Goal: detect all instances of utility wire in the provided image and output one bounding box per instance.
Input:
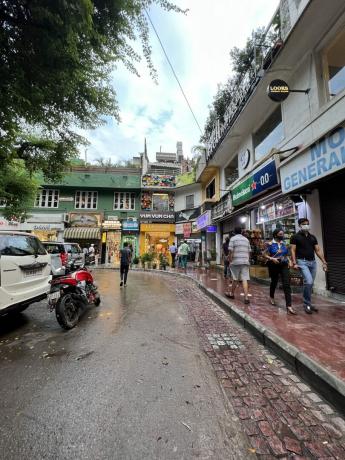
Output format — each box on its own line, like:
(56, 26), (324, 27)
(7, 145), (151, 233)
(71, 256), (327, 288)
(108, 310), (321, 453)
(145, 9), (203, 134)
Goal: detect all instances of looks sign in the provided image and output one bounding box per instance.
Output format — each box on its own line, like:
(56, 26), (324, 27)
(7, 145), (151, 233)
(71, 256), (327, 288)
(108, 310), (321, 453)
(281, 125), (345, 193)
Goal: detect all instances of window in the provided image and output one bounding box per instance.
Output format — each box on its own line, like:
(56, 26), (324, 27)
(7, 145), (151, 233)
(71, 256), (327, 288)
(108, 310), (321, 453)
(206, 179), (215, 199)
(152, 193), (169, 211)
(185, 194), (194, 209)
(254, 108), (283, 160)
(0, 234), (46, 256)
(75, 191), (98, 209)
(114, 192), (136, 210)
(35, 189), (59, 208)
(324, 28), (345, 97)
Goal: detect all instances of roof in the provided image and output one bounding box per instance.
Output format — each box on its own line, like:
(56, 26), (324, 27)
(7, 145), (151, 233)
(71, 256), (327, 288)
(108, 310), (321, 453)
(41, 171), (141, 189)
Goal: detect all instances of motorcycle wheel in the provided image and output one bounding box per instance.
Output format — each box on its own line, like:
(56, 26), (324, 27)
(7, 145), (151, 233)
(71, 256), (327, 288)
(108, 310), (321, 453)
(55, 294), (79, 330)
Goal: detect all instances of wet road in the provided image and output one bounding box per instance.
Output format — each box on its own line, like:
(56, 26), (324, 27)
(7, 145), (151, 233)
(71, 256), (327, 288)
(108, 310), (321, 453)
(0, 270), (249, 460)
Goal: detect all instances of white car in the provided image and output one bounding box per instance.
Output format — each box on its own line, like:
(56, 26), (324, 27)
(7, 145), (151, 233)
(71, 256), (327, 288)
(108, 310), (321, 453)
(0, 231), (52, 315)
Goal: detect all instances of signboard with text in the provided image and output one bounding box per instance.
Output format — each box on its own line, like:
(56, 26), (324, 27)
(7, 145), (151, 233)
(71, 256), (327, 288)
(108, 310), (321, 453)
(231, 158), (279, 206)
(281, 124), (345, 193)
(139, 211), (175, 223)
(195, 211), (211, 231)
(122, 220), (139, 231)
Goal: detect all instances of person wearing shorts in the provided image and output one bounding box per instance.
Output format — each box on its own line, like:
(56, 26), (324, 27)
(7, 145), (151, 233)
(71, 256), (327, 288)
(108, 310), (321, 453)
(226, 227), (251, 304)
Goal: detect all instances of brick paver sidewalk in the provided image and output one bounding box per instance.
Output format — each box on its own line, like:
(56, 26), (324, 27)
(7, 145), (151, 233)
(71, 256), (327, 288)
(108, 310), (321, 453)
(170, 276), (345, 459)
(178, 266), (345, 384)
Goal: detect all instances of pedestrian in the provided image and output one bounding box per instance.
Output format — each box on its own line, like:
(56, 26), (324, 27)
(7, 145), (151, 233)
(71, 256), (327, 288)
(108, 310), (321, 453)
(222, 237), (230, 278)
(264, 229), (296, 315)
(225, 227), (251, 304)
(83, 246), (89, 256)
(178, 240), (189, 273)
(88, 243), (95, 255)
(128, 243), (134, 267)
(169, 242), (177, 268)
(290, 218), (328, 314)
(119, 241), (132, 287)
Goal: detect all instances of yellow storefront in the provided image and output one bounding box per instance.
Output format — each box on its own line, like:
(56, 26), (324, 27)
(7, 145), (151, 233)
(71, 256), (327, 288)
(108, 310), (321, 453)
(139, 223), (175, 256)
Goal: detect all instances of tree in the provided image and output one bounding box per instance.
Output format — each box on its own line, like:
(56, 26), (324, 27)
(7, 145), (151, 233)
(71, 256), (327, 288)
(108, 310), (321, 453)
(0, 0), (185, 217)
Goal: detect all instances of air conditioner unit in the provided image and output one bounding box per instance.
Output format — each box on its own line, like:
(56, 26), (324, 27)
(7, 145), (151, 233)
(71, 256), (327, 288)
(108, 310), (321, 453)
(63, 213), (70, 223)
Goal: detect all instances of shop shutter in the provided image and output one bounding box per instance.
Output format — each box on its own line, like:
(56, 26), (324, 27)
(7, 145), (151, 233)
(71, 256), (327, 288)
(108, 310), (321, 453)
(319, 175), (345, 294)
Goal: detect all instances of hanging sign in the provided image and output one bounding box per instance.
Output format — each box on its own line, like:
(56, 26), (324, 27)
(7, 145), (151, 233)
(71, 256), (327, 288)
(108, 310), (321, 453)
(267, 79), (290, 102)
(231, 158), (279, 206)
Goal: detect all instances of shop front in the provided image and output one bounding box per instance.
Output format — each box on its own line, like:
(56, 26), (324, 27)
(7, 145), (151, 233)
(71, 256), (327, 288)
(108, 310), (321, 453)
(280, 122), (345, 295)
(0, 214), (65, 241)
(195, 211), (217, 264)
(121, 219), (139, 258)
(139, 211), (175, 259)
(101, 218), (122, 266)
(64, 212), (102, 254)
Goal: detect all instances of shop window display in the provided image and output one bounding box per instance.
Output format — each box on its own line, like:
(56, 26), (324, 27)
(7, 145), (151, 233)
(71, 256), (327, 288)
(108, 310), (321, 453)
(142, 174), (176, 188)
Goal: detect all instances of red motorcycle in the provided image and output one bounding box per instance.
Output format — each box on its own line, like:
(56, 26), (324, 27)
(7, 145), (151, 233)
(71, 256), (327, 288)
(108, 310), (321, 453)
(48, 266), (101, 329)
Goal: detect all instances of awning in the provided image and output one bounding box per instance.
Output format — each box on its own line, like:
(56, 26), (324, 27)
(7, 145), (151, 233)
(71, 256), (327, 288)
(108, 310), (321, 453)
(64, 227), (101, 240)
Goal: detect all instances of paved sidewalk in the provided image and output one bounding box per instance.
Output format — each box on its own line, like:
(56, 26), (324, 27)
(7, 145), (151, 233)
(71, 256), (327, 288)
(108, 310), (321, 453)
(173, 266), (345, 385)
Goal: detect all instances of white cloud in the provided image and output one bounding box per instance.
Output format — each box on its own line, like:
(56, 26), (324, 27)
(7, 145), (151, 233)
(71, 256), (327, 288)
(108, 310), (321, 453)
(81, 0), (279, 163)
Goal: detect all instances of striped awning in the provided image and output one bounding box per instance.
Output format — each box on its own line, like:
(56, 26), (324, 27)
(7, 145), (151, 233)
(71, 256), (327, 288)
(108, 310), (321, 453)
(64, 227), (101, 240)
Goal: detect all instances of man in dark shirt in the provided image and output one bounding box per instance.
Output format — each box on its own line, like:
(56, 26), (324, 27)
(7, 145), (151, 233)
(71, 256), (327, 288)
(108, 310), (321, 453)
(290, 218), (327, 314)
(120, 242), (131, 287)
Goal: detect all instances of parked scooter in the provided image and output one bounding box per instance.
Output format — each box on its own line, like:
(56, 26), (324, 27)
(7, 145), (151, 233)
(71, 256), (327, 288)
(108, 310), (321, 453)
(48, 266), (100, 329)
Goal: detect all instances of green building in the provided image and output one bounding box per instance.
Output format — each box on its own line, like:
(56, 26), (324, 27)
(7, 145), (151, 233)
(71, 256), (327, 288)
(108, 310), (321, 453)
(28, 166), (141, 264)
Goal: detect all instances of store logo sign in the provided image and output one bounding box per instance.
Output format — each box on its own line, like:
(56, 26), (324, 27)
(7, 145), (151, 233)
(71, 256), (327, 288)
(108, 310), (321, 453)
(231, 159), (278, 206)
(281, 125), (345, 193)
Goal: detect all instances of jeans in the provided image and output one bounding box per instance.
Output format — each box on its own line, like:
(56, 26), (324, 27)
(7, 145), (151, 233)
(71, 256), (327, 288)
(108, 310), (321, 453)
(297, 259), (317, 305)
(180, 255), (188, 269)
(171, 253), (176, 268)
(120, 263), (129, 284)
(268, 262), (291, 307)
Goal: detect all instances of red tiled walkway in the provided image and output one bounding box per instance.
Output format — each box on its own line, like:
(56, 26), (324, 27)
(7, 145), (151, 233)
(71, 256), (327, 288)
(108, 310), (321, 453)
(178, 266), (345, 383)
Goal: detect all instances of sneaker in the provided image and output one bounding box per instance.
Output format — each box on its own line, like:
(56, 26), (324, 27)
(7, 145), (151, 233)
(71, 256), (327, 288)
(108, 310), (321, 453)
(120, 281), (123, 287)
(311, 305), (319, 312)
(304, 304), (312, 314)
(124, 283), (127, 287)
(244, 299), (250, 305)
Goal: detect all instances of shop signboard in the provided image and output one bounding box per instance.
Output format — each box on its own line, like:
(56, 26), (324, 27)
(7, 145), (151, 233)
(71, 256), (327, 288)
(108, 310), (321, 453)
(206, 225), (217, 233)
(139, 211), (175, 222)
(140, 223), (175, 233)
(122, 220), (139, 231)
(59, 196), (74, 202)
(103, 220), (121, 230)
(191, 222), (199, 234)
(231, 158), (279, 206)
(175, 223), (184, 234)
(69, 213), (101, 227)
(281, 124), (345, 193)
(175, 207), (201, 223)
(183, 222), (191, 238)
(196, 211), (211, 231)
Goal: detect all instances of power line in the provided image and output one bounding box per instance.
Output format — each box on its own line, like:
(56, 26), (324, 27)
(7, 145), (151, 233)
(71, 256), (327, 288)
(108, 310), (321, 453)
(145, 9), (203, 134)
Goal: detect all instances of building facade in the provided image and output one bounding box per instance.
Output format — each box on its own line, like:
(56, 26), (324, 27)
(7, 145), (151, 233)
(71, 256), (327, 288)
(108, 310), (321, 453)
(198, 0), (345, 295)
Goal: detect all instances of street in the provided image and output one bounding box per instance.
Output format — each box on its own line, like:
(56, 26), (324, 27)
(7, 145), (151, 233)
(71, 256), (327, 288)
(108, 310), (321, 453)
(0, 270), (249, 460)
(1, 270), (345, 459)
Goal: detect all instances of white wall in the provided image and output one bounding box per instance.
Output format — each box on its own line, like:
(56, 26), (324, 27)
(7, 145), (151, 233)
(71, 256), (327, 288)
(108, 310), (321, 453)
(174, 184), (202, 211)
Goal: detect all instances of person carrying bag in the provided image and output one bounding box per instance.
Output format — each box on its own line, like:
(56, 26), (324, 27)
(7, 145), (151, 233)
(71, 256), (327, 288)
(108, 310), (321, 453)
(264, 229), (296, 315)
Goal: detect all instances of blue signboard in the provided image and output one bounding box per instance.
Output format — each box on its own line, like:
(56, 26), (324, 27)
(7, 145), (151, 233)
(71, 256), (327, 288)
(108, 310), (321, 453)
(122, 220), (139, 231)
(206, 225), (217, 233)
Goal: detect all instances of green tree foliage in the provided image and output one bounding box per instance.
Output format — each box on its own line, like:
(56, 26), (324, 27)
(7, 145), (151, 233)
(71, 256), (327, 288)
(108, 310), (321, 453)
(0, 0), (185, 217)
(201, 27), (267, 143)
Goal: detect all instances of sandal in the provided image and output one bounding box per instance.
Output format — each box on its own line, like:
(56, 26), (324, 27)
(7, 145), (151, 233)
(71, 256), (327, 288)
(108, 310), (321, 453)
(287, 306), (297, 315)
(225, 293), (235, 299)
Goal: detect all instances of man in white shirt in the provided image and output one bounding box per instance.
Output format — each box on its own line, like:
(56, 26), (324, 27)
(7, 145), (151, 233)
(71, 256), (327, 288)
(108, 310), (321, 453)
(226, 227), (251, 304)
(169, 242), (177, 268)
(88, 244), (95, 255)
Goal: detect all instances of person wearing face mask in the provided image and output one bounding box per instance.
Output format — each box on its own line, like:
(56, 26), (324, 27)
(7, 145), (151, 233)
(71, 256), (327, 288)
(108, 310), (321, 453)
(264, 228), (296, 315)
(290, 218), (328, 314)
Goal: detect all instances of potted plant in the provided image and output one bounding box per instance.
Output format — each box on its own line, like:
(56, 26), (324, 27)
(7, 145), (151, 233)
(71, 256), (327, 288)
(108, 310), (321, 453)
(140, 253), (150, 270)
(132, 256), (139, 268)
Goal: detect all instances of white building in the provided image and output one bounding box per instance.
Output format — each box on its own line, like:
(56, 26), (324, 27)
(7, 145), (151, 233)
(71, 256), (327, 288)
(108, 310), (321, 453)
(198, 0), (345, 296)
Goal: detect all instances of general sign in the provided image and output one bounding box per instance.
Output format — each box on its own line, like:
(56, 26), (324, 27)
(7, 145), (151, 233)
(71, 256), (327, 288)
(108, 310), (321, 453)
(122, 220), (139, 231)
(281, 124), (345, 193)
(267, 79), (290, 102)
(231, 158), (279, 206)
(139, 211), (175, 223)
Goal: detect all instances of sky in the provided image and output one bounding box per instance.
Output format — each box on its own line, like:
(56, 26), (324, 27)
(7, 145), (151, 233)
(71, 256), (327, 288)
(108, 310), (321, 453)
(81, 0), (279, 164)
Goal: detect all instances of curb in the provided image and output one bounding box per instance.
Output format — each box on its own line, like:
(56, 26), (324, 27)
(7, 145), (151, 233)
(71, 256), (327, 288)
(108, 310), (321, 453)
(94, 266), (345, 414)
